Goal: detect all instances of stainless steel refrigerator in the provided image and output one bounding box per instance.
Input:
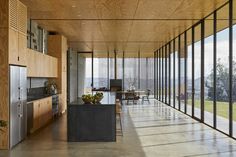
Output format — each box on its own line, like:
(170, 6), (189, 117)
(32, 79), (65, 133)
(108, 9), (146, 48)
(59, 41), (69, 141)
(10, 65), (27, 148)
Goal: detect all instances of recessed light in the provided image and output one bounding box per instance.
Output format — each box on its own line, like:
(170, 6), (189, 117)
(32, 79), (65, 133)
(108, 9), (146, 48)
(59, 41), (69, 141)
(77, 14), (81, 17)
(72, 5), (76, 8)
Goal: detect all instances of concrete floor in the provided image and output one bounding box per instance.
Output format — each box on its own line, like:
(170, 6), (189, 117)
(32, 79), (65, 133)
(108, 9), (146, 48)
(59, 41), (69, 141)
(1, 100), (236, 157)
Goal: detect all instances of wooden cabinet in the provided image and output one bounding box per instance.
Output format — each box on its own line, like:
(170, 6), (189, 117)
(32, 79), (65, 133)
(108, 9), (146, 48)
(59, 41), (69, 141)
(27, 49), (58, 78)
(31, 97), (52, 133)
(7, 0), (27, 66)
(48, 35), (68, 114)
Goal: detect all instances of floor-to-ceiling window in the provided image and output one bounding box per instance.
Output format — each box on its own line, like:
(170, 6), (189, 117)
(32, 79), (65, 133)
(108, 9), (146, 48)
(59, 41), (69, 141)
(147, 57), (154, 97)
(193, 23), (202, 119)
(162, 47), (165, 102)
(180, 34), (185, 112)
(77, 53), (92, 95)
(166, 45), (169, 104)
(170, 42), (175, 107)
(140, 56), (147, 91)
(204, 15), (214, 126)
(158, 50), (161, 100)
(117, 52), (123, 81)
(175, 38), (179, 109)
(124, 53), (139, 90)
(109, 51), (115, 81)
(160, 49), (163, 101)
(216, 4), (229, 134)
(187, 29), (193, 116)
(153, 0), (236, 139)
(93, 52), (108, 89)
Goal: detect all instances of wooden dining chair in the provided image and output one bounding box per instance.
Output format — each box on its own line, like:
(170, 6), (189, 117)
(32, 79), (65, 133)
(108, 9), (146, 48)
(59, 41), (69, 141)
(116, 99), (123, 136)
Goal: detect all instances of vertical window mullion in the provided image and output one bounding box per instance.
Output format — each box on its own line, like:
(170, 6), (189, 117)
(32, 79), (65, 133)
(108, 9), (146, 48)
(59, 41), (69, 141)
(178, 35), (181, 110)
(213, 11), (217, 128)
(201, 20), (205, 122)
(165, 45), (168, 104)
(229, 0), (233, 136)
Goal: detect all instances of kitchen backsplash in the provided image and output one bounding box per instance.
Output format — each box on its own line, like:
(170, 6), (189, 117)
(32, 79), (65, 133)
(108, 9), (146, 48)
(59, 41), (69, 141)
(27, 78), (48, 89)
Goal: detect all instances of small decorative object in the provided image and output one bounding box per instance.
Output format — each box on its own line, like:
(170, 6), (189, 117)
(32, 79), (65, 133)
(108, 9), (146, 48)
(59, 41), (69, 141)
(0, 120), (7, 132)
(82, 92), (103, 104)
(45, 81), (58, 94)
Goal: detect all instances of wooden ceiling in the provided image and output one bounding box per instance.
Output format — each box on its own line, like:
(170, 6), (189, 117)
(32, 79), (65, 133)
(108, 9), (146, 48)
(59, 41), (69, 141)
(20, 0), (228, 56)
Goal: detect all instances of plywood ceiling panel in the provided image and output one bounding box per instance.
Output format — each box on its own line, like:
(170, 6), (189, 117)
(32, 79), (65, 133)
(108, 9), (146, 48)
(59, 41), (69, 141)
(20, 0), (228, 57)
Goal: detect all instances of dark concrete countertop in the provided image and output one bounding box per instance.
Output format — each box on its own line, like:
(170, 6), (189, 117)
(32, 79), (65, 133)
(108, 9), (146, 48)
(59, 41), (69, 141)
(69, 92), (116, 106)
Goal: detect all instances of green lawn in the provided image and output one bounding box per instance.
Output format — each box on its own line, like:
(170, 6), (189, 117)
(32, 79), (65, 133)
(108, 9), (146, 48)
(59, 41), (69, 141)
(187, 99), (236, 121)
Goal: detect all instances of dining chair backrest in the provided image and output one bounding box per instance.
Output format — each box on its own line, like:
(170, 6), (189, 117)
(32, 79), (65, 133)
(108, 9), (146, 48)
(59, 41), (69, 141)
(146, 89), (150, 96)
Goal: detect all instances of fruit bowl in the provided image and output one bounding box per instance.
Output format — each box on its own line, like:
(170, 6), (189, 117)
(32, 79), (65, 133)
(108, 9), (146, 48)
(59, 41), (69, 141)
(81, 92), (103, 104)
(81, 94), (93, 104)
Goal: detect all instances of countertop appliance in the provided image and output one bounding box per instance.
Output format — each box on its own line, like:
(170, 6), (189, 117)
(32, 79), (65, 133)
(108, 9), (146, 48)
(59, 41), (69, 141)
(10, 65), (27, 148)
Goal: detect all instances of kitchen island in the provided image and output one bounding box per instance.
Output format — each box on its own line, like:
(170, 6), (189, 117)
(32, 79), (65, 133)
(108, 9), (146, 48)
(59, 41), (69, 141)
(67, 92), (116, 142)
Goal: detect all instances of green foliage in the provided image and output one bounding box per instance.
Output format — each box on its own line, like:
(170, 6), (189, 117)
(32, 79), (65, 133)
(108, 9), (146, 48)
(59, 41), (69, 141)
(206, 58), (236, 102)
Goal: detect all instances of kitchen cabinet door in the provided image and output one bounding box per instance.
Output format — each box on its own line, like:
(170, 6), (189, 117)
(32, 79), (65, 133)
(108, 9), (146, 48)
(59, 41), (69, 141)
(18, 33), (26, 66)
(32, 100), (40, 132)
(9, 28), (18, 65)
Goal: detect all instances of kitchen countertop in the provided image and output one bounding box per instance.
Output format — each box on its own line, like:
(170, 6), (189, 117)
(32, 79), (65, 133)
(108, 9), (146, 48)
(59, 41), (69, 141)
(27, 93), (59, 103)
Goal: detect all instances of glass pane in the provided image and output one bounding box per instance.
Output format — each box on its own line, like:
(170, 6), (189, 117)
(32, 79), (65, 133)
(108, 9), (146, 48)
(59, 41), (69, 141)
(216, 4), (229, 133)
(180, 34), (185, 112)
(140, 57), (147, 91)
(77, 54), (92, 95)
(170, 42), (175, 107)
(109, 51), (115, 80)
(117, 52), (123, 80)
(148, 57), (154, 97)
(166, 45), (170, 104)
(124, 54), (139, 90)
(93, 52), (108, 90)
(175, 38), (179, 109)
(187, 29), (193, 116)
(204, 15), (214, 126)
(194, 24), (201, 119)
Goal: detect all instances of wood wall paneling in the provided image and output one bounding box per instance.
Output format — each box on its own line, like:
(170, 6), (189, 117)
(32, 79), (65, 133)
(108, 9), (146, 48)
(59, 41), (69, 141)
(8, 28), (18, 64)
(0, 28), (9, 149)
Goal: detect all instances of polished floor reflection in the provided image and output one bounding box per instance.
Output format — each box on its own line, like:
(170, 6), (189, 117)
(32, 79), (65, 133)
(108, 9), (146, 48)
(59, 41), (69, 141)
(1, 100), (236, 157)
